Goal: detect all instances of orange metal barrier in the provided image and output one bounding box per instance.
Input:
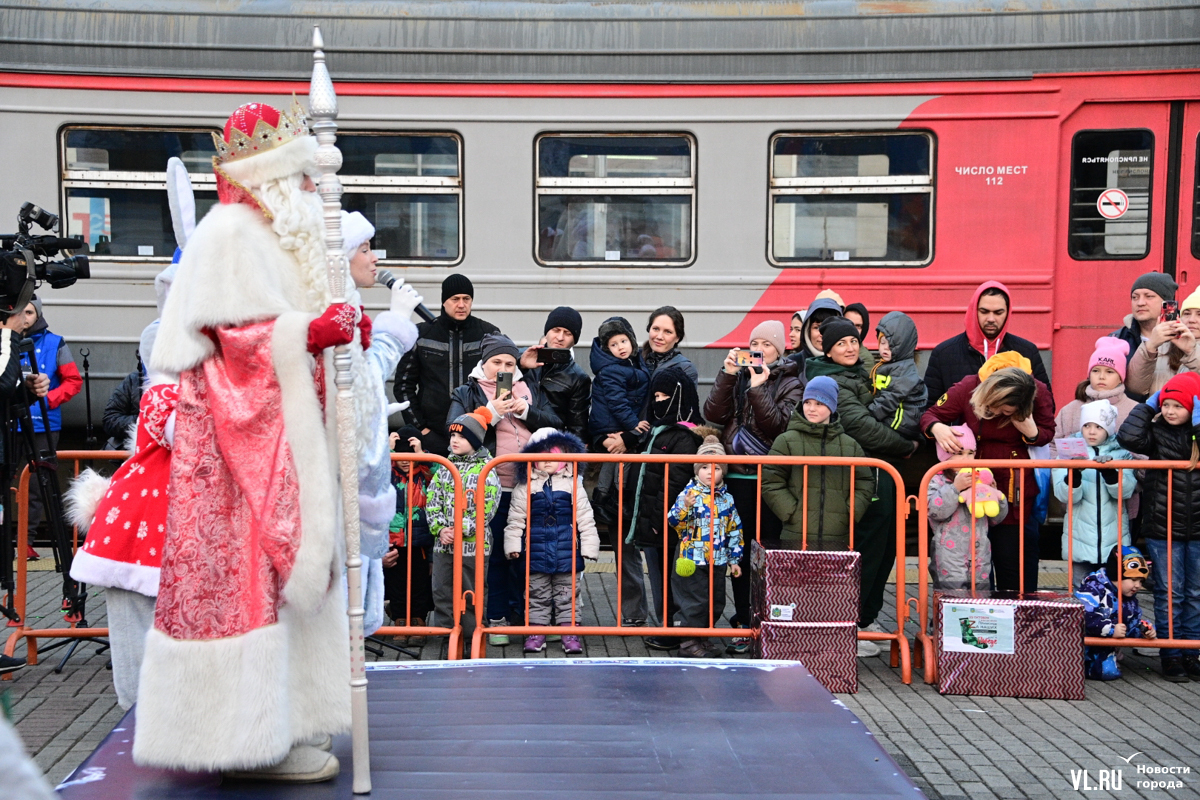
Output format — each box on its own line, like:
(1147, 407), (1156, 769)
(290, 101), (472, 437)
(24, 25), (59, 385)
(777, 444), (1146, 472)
(4, 451), (126, 678)
(913, 458), (1200, 685)
(468, 452), (913, 683)
(372, 453), (467, 658)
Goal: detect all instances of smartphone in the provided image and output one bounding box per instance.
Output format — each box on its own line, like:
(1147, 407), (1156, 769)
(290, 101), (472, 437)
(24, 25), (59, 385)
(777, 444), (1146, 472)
(495, 371), (513, 397)
(1162, 300), (1180, 323)
(536, 347), (571, 365)
(734, 350), (764, 368)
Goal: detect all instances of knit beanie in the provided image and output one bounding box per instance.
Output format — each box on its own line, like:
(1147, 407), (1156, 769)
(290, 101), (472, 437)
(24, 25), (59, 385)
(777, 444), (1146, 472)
(598, 316), (638, 350)
(818, 316), (861, 355)
(1079, 399), (1118, 438)
(1087, 336), (1129, 382)
(544, 306), (583, 345)
(749, 319), (787, 362)
(1159, 371), (1200, 415)
(694, 434), (727, 478)
(480, 332), (519, 365)
(392, 424), (423, 453)
(1105, 545), (1149, 582)
(340, 211), (375, 256)
(936, 425), (977, 462)
(802, 375), (839, 415)
(1182, 287), (1200, 313)
(441, 273), (474, 303)
(1131, 271), (1177, 303)
(448, 406), (492, 450)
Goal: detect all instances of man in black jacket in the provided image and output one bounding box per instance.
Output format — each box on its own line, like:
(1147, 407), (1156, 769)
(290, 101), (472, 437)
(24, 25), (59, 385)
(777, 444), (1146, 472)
(923, 280), (1052, 407)
(1109, 271), (1177, 401)
(518, 306), (591, 441)
(394, 274), (499, 455)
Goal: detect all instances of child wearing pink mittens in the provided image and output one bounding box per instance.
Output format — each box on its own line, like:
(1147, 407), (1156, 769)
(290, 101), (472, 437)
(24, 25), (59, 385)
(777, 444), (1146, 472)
(926, 425), (1008, 590)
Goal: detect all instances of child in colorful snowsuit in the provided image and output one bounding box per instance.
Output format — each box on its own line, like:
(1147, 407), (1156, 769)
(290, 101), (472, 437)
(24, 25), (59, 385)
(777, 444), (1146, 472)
(927, 425), (1008, 590)
(504, 428), (600, 655)
(867, 311), (928, 439)
(667, 435), (744, 658)
(384, 425), (435, 634)
(1052, 400), (1137, 587)
(1075, 546), (1157, 680)
(426, 407), (501, 650)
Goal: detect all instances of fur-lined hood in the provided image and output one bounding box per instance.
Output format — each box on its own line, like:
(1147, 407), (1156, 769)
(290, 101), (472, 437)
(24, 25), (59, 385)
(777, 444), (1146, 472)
(516, 428), (586, 482)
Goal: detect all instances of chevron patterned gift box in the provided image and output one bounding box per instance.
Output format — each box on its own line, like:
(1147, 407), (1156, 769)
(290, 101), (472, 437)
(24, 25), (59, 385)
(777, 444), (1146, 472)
(756, 620), (858, 693)
(934, 591), (1085, 700)
(750, 540), (860, 625)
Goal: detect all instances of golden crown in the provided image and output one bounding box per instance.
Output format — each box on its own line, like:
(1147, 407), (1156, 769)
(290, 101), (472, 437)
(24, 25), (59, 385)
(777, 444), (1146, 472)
(212, 99), (310, 165)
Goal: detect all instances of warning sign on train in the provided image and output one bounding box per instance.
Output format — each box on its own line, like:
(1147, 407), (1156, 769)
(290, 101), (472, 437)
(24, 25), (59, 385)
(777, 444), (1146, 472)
(1097, 189), (1129, 219)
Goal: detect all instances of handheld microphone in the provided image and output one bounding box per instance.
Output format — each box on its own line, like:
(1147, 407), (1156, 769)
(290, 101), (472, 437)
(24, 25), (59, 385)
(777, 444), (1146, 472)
(375, 270), (436, 323)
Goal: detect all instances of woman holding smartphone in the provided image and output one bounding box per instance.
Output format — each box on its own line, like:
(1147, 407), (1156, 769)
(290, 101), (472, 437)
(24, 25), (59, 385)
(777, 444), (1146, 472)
(1126, 290), (1200, 398)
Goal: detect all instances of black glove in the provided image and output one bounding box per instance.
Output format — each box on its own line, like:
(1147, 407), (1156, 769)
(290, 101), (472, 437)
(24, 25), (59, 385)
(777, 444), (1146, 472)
(1069, 469), (1084, 488)
(1100, 468), (1120, 485)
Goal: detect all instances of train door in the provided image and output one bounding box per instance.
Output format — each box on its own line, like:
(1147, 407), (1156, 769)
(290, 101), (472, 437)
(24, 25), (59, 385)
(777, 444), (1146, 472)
(1052, 101), (1187, 401)
(1172, 102), (1200, 299)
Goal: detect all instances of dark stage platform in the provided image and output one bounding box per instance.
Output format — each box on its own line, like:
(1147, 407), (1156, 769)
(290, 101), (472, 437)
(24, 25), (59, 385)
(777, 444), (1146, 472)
(56, 659), (922, 799)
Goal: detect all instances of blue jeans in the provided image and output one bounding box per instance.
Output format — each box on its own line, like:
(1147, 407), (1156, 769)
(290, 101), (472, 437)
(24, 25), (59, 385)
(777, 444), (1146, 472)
(1143, 538), (1200, 659)
(486, 492), (527, 623)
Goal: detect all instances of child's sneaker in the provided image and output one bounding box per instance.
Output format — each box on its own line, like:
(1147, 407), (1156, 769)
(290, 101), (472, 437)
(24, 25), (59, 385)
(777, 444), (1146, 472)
(677, 639), (706, 658)
(523, 634), (547, 653)
(562, 633), (584, 655)
(701, 639), (724, 658)
(725, 637), (751, 655)
(487, 619), (510, 647)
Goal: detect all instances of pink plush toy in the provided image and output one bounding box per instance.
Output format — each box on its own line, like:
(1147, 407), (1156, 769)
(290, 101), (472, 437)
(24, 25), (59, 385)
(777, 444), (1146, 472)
(956, 467), (1005, 518)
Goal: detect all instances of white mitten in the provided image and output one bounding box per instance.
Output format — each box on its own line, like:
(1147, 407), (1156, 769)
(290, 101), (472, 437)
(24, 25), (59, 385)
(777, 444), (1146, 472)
(390, 283), (423, 318)
(386, 401), (410, 418)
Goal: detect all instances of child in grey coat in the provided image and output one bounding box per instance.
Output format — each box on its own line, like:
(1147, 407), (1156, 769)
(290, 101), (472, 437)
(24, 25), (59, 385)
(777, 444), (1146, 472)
(868, 311), (928, 439)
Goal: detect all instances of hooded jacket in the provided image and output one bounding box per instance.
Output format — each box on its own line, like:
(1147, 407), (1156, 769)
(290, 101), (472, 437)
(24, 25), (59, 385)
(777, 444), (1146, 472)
(503, 430), (600, 573)
(703, 356), (802, 469)
(922, 281), (1050, 405)
(1052, 435), (1136, 565)
(786, 298), (842, 374)
(1116, 402), (1200, 541)
(762, 412), (875, 549)
(589, 337), (649, 443)
(868, 311), (928, 439)
(803, 356), (917, 460)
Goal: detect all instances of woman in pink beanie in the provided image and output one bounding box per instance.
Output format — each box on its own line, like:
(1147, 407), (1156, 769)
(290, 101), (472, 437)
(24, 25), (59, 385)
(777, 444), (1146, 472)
(1051, 337), (1140, 458)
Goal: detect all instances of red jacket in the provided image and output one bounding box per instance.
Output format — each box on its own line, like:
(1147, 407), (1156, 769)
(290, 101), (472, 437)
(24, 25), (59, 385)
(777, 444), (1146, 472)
(920, 374), (1055, 526)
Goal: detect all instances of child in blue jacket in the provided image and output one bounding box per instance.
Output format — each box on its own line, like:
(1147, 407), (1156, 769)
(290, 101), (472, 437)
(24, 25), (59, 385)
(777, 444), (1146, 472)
(1075, 546), (1157, 680)
(588, 316), (650, 453)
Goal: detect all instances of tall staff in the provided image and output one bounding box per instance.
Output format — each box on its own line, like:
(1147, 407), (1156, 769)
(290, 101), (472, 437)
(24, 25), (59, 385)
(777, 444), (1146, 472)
(309, 26), (372, 794)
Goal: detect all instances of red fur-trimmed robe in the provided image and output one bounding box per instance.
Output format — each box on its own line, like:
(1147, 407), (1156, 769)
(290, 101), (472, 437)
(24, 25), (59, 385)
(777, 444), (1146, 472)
(134, 200), (350, 772)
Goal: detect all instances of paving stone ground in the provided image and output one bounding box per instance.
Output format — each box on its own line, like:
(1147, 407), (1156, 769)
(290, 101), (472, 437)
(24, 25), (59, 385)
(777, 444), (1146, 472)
(5, 552), (1200, 798)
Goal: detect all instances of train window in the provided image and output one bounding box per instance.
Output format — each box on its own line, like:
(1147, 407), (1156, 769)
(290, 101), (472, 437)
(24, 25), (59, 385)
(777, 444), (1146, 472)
(336, 133), (462, 264)
(60, 127), (218, 259)
(768, 133), (933, 266)
(1069, 129), (1153, 260)
(535, 134), (695, 266)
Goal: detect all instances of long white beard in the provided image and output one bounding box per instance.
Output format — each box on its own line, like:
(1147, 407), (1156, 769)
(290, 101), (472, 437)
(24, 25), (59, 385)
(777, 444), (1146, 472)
(257, 176), (377, 443)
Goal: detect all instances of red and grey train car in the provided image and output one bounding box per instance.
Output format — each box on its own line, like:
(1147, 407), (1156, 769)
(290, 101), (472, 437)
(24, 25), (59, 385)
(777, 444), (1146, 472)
(1, 0), (1197, 424)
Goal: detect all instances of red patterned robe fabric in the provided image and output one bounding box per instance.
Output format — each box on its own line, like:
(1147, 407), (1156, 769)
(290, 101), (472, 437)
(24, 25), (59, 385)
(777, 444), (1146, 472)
(154, 321), (304, 640)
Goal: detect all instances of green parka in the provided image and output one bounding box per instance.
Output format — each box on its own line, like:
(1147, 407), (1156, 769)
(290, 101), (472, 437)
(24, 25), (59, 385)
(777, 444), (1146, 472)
(803, 356), (917, 461)
(762, 413), (876, 550)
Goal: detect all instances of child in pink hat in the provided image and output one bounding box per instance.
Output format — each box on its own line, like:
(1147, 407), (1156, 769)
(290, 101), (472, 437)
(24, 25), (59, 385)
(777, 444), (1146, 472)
(1051, 337), (1140, 458)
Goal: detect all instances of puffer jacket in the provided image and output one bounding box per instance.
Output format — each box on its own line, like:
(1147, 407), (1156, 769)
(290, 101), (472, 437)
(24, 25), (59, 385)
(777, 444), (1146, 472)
(1117, 402), (1200, 541)
(622, 423), (704, 549)
(703, 357), (802, 471)
(668, 478), (744, 567)
(393, 312), (500, 434)
(868, 311), (927, 439)
(103, 368), (143, 448)
(1052, 435), (1136, 565)
(919, 373), (1056, 526)
(525, 358), (591, 441)
(762, 412), (875, 549)
(803, 356), (917, 461)
(427, 446), (500, 557)
(642, 346), (698, 386)
(589, 338), (649, 443)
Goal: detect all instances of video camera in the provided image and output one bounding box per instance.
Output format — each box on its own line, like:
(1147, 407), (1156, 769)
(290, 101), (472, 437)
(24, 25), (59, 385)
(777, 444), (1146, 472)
(0, 202), (90, 316)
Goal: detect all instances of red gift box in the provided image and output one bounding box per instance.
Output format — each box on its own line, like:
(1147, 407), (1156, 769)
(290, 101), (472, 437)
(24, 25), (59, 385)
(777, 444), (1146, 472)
(750, 540), (860, 624)
(934, 591), (1085, 700)
(756, 621), (858, 693)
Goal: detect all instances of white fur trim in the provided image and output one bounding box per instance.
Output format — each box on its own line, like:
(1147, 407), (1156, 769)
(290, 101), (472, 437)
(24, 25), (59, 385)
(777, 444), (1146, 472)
(282, 590), (351, 744)
(64, 469), (111, 533)
(151, 203), (307, 375)
(271, 312), (341, 615)
(358, 486), (396, 534)
(220, 136), (318, 188)
(134, 624), (291, 770)
(68, 549), (159, 597)
(371, 311), (418, 353)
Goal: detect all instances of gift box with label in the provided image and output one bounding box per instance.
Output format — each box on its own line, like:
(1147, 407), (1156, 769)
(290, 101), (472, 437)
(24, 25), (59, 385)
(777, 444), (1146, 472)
(749, 540), (860, 625)
(756, 621), (858, 693)
(934, 591), (1085, 700)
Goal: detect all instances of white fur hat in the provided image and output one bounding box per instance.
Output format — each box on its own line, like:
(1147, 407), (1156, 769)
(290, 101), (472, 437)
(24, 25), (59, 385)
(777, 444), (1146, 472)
(340, 211), (375, 256)
(1080, 399), (1118, 437)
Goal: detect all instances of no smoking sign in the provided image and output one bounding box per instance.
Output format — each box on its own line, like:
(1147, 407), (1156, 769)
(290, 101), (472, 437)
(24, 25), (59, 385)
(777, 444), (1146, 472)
(1097, 188), (1129, 220)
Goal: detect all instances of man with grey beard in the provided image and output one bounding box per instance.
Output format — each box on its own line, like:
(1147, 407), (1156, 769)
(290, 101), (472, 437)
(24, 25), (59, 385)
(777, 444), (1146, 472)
(136, 101), (356, 783)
